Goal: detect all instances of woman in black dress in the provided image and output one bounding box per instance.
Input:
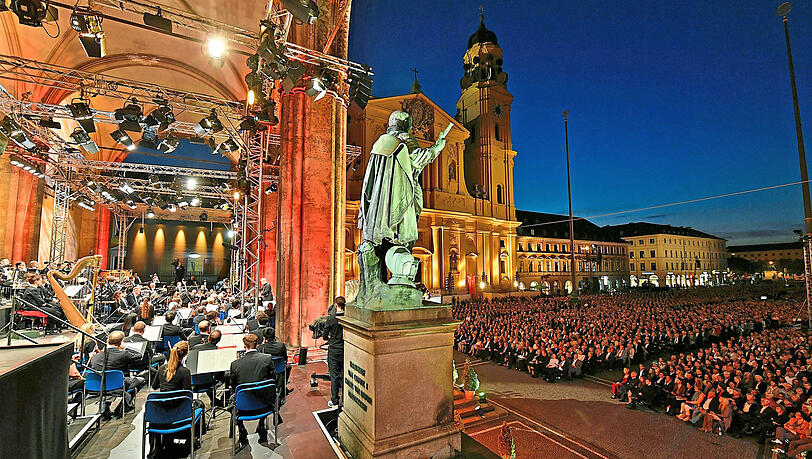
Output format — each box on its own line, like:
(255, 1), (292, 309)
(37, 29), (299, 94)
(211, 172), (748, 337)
(138, 298), (155, 326)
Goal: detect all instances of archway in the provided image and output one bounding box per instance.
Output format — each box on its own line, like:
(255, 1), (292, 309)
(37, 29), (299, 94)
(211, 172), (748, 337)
(564, 280), (572, 294)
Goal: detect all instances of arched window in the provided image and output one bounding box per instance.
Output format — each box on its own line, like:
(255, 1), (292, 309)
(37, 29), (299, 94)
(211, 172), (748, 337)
(496, 184), (503, 204)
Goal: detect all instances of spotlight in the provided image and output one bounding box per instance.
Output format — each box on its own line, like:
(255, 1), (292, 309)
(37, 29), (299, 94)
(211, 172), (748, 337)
(227, 229), (235, 238)
(110, 128), (136, 151)
(347, 65), (374, 109)
(114, 98), (143, 132)
(167, 203), (176, 213)
(264, 183), (278, 194)
(148, 174), (161, 185)
(193, 109), (223, 135)
(143, 101), (175, 131)
(138, 126), (159, 149)
(37, 116), (61, 129)
(217, 181), (232, 192)
(218, 202), (230, 210)
(190, 197), (200, 207)
(239, 115), (258, 132)
(281, 63), (306, 92)
(0, 115), (36, 150)
(185, 177), (197, 190)
(124, 198), (137, 210)
(70, 6), (106, 58)
(146, 208), (155, 218)
(177, 198), (189, 209)
(67, 100), (95, 133)
(206, 34), (227, 64)
(199, 211), (208, 222)
(280, 0), (319, 25)
(305, 71), (333, 101)
(9, 0), (58, 27)
(157, 133), (180, 154)
(255, 21), (290, 79)
(119, 181), (134, 194)
(69, 127), (98, 154)
(143, 7), (171, 33)
(213, 137), (239, 155)
(257, 100), (278, 125)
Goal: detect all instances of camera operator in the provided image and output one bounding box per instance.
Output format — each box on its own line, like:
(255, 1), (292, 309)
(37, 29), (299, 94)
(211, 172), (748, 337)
(324, 296), (345, 408)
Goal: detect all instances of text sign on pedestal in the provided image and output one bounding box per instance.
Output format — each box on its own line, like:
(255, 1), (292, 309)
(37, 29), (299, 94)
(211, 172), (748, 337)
(346, 361), (373, 412)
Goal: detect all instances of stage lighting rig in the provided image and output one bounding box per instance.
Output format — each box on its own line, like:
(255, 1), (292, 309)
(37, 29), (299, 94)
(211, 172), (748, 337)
(77, 197), (95, 211)
(37, 115), (61, 129)
(177, 198), (189, 209)
(67, 100), (95, 133)
(157, 133), (179, 154)
(199, 211), (208, 222)
(347, 65), (374, 109)
(69, 127), (99, 154)
(305, 70), (334, 101)
(190, 197), (200, 207)
(118, 180), (134, 194)
(206, 34), (227, 67)
(9, 0), (57, 27)
(280, 0), (319, 25)
(193, 109), (223, 136)
(0, 115), (36, 151)
(146, 208), (155, 218)
(213, 137), (239, 155)
(184, 177), (197, 190)
(124, 198), (137, 210)
(257, 100), (278, 125)
(143, 7), (171, 33)
(238, 115), (258, 132)
(142, 100), (175, 131)
(70, 6), (106, 58)
(110, 128), (136, 151)
(138, 126), (159, 150)
(114, 98), (144, 132)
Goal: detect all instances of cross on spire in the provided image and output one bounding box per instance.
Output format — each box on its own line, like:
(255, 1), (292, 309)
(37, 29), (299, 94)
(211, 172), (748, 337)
(479, 5), (484, 22)
(412, 67), (419, 80)
(410, 67), (422, 94)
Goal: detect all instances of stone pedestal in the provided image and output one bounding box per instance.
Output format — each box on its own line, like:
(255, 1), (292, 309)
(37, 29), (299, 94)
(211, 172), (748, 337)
(338, 304), (461, 459)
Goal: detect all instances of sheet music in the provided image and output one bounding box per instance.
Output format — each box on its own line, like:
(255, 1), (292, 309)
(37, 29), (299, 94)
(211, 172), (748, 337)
(215, 325), (244, 335)
(205, 304), (218, 312)
(227, 308), (242, 318)
(123, 341), (147, 357)
(143, 325), (163, 342)
(188, 348), (240, 374)
(63, 285), (84, 297)
(177, 308), (193, 320)
(217, 332), (246, 349)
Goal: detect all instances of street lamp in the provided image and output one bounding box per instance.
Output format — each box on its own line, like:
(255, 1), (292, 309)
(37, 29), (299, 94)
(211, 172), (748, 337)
(564, 110), (578, 303)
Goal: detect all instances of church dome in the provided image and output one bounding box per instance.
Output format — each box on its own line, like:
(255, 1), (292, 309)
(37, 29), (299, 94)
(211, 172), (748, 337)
(467, 15), (498, 48)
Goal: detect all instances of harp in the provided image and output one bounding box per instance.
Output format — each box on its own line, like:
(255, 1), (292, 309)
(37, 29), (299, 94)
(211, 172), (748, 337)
(47, 255), (102, 328)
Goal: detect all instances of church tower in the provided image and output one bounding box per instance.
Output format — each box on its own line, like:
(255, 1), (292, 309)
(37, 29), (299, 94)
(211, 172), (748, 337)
(456, 13), (516, 222)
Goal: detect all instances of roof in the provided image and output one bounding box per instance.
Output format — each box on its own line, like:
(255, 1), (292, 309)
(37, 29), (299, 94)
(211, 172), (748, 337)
(727, 242), (803, 253)
(516, 210), (626, 243)
(603, 222), (725, 241)
(468, 14), (498, 49)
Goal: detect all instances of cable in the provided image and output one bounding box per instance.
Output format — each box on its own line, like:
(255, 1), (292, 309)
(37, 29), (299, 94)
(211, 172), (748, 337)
(520, 178), (812, 229)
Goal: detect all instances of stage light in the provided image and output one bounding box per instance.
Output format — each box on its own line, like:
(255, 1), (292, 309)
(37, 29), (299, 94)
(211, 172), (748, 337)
(110, 128), (136, 151)
(148, 174), (160, 185)
(206, 34), (227, 65)
(479, 281), (486, 289)
(213, 137), (239, 155)
(143, 7), (171, 33)
(281, 63), (306, 92)
(77, 197), (95, 211)
(177, 198), (189, 209)
(264, 183), (278, 194)
(9, 155), (22, 167)
(185, 177), (197, 190)
(37, 116), (61, 129)
(255, 21), (290, 80)
(114, 98), (143, 132)
(247, 89), (256, 106)
(233, 191), (240, 200)
(0, 115), (36, 151)
(347, 65), (374, 109)
(119, 181), (135, 194)
(124, 198), (137, 210)
(193, 109), (223, 135)
(305, 74), (327, 100)
(190, 197), (200, 207)
(146, 208), (155, 218)
(70, 6), (106, 58)
(67, 100), (95, 133)
(158, 133), (180, 154)
(280, 0), (319, 25)
(9, 0), (57, 27)
(257, 100), (278, 125)
(143, 102), (175, 131)
(227, 229), (235, 238)
(199, 211), (208, 222)
(167, 203), (176, 213)
(239, 115), (258, 132)
(218, 202), (230, 210)
(69, 127), (99, 154)
(139, 126), (159, 150)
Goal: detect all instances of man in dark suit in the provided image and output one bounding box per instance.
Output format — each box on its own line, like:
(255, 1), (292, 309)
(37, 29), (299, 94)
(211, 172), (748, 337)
(227, 334), (275, 448)
(189, 320), (210, 348)
(20, 273), (66, 325)
(123, 321), (163, 378)
(192, 329), (221, 351)
(89, 331), (146, 417)
(324, 296), (345, 408)
(161, 311), (188, 340)
(248, 311), (269, 344)
(258, 327), (290, 388)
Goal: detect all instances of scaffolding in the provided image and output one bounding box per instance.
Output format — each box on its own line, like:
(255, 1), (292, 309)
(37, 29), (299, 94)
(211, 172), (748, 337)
(49, 179), (71, 265)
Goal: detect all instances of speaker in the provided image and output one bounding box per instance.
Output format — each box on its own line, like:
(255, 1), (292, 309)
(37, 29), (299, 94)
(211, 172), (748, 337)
(298, 347), (308, 365)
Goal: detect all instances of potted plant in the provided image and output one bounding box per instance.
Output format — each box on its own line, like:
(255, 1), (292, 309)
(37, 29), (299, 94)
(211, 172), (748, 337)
(462, 359), (479, 399)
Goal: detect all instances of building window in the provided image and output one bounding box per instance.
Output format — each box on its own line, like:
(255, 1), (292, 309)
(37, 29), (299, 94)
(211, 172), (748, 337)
(494, 123), (501, 141)
(518, 243), (523, 251)
(640, 262), (645, 271)
(650, 250), (655, 257)
(500, 259), (506, 273)
(639, 251), (644, 258)
(630, 252), (635, 259)
(651, 263), (656, 270)
(639, 239), (644, 245)
(650, 238), (654, 244)
(500, 239), (505, 249)
(496, 184), (504, 204)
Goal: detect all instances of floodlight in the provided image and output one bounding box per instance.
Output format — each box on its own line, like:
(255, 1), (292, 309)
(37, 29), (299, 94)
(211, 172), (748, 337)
(157, 133), (179, 154)
(193, 109), (223, 135)
(213, 137), (239, 155)
(9, 0), (57, 27)
(185, 177), (196, 190)
(190, 197), (200, 207)
(177, 198), (189, 209)
(0, 115), (36, 150)
(143, 7), (171, 33)
(119, 181), (134, 194)
(114, 98), (143, 132)
(257, 100), (278, 125)
(70, 6), (106, 58)
(239, 115), (258, 132)
(168, 203), (176, 213)
(143, 102), (175, 131)
(77, 197), (95, 211)
(146, 208), (155, 218)
(305, 74), (327, 100)
(110, 128), (136, 151)
(347, 65), (373, 109)
(67, 100), (95, 133)
(280, 0), (319, 25)
(37, 116), (61, 129)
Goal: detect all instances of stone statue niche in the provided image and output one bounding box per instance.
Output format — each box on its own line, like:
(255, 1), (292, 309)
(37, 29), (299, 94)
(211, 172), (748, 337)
(354, 110), (452, 310)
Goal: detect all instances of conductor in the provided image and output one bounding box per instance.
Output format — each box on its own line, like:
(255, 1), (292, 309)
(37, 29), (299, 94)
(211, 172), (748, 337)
(324, 296), (345, 408)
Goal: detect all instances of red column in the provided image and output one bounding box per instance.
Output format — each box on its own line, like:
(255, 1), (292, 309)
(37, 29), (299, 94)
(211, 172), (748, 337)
(94, 208), (111, 269)
(259, 192), (278, 287)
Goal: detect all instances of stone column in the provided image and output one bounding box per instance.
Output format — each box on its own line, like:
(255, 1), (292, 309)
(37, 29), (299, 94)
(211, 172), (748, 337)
(275, 1), (349, 347)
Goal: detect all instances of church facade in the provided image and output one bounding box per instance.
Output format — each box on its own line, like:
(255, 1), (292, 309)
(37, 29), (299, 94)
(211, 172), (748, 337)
(344, 17), (630, 295)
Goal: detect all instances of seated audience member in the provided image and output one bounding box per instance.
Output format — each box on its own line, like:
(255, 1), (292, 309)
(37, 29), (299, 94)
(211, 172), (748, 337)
(88, 331), (146, 417)
(700, 391), (734, 433)
(161, 311), (188, 340)
(189, 320), (210, 348)
(227, 334), (276, 449)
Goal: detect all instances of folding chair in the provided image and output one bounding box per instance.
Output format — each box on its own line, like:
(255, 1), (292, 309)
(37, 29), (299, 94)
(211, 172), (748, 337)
(191, 373), (222, 429)
(141, 390), (203, 459)
(230, 380), (277, 455)
(83, 370), (136, 419)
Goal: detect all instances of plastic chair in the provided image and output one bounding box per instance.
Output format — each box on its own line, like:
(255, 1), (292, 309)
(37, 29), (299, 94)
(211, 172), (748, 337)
(161, 335), (182, 357)
(83, 370), (135, 419)
(230, 379), (277, 455)
(141, 390), (203, 459)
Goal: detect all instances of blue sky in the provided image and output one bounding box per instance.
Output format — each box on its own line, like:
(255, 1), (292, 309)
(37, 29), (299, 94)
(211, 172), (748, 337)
(348, 1), (812, 245)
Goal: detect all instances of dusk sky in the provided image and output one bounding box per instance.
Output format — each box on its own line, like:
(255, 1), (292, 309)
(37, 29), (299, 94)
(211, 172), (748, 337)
(348, 1), (812, 246)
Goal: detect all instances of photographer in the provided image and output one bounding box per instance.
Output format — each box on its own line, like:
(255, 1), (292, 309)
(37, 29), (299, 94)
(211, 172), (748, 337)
(324, 296), (345, 408)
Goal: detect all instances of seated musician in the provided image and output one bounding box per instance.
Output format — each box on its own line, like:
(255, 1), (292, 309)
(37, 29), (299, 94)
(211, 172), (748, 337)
(189, 320), (210, 348)
(161, 311), (188, 340)
(20, 273), (66, 326)
(75, 323), (102, 365)
(124, 321), (165, 374)
(227, 334), (276, 448)
(192, 306), (207, 327)
(137, 298), (155, 325)
(88, 331), (146, 417)
(258, 327), (291, 387)
(248, 311), (269, 344)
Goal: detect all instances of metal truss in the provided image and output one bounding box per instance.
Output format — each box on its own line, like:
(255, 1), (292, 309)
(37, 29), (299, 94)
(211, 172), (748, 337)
(114, 213), (134, 270)
(0, 55), (243, 117)
(49, 179), (71, 265)
(233, 126), (268, 311)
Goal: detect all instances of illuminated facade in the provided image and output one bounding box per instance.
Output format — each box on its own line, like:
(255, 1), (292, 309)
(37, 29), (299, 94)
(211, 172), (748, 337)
(606, 223), (728, 287)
